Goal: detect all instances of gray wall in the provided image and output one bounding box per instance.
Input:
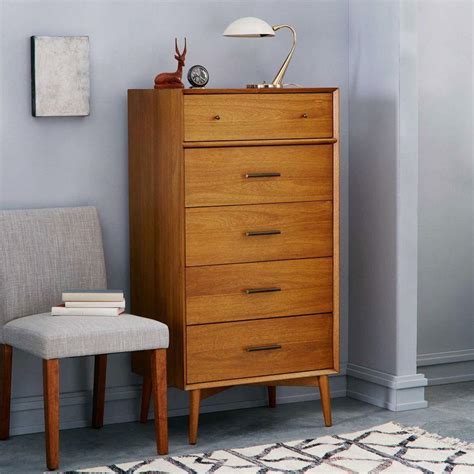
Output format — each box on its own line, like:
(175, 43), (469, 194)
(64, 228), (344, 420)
(347, 0), (427, 411)
(0, 0), (349, 434)
(417, 1), (474, 384)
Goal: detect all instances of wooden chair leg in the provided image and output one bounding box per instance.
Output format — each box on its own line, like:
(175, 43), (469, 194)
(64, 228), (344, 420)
(43, 359), (60, 471)
(150, 349), (168, 455)
(0, 344), (12, 440)
(267, 386), (276, 408)
(92, 354), (107, 429)
(318, 375), (332, 427)
(188, 389), (201, 445)
(140, 374), (152, 423)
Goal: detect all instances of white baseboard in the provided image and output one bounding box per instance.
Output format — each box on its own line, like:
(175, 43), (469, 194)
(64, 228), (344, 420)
(346, 363), (428, 411)
(9, 372), (347, 436)
(417, 350), (474, 385)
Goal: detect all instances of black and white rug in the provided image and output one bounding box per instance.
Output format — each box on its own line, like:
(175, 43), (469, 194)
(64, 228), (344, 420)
(76, 422), (474, 473)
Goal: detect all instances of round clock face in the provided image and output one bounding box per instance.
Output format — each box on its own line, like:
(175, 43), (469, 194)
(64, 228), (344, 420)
(187, 65), (209, 88)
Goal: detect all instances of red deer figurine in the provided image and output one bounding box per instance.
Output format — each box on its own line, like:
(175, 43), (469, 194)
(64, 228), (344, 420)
(154, 38), (187, 89)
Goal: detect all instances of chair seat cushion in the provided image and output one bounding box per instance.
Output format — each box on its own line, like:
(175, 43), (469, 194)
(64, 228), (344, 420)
(3, 313), (169, 359)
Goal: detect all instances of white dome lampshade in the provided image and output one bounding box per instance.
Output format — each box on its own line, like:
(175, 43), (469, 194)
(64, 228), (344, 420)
(223, 17), (275, 38)
(223, 17), (297, 89)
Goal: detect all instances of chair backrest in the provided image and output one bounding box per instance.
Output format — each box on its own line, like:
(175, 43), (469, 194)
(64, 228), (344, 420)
(0, 207), (107, 327)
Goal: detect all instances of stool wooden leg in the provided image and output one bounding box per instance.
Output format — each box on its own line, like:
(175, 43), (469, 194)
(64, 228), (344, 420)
(150, 349), (168, 455)
(140, 374), (152, 423)
(188, 389), (201, 445)
(0, 345), (12, 440)
(92, 354), (107, 428)
(268, 386), (276, 408)
(43, 359), (60, 471)
(318, 375), (332, 427)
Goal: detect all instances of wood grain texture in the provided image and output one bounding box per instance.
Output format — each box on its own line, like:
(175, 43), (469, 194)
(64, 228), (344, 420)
(186, 201), (333, 266)
(318, 375), (332, 427)
(43, 359), (60, 471)
(128, 89), (186, 389)
(184, 93), (333, 141)
(92, 354), (107, 429)
(186, 314), (333, 384)
(184, 369), (336, 390)
(254, 376), (320, 388)
(184, 138), (337, 148)
(185, 145), (333, 207)
(150, 349), (168, 455)
(188, 390), (200, 445)
(186, 258), (333, 325)
(0, 344), (12, 440)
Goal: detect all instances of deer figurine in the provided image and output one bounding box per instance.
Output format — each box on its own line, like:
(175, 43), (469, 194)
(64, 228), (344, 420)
(154, 38), (187, 89)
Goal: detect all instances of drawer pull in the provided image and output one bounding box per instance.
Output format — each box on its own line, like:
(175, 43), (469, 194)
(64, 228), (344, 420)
(245, 172), (281, 179)
(302, 113), (308, 119)
(246, 344), (282, 352)
(214, 115), (221, 120)
(246, 230), (281, 237)
(245, 287), (281, 294)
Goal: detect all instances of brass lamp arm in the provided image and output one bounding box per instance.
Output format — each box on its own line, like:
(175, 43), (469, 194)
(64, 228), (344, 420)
(271, 24), (297, 87)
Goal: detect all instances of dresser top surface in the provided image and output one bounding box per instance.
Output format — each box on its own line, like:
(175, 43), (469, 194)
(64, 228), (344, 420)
(128, 87), (338, 94)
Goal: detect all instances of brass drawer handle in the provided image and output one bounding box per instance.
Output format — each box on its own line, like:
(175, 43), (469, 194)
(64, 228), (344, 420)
(302, 113), (308, 118)
(246, 230), (281, 237)
(214, 115), (221, 120)
(246, 344), (282, 352)
(245, 287), (281, 294)
(245, 172), (281, 179)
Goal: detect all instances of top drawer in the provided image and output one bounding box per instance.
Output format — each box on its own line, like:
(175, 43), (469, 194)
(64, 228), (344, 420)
(184, 93), (333, 142)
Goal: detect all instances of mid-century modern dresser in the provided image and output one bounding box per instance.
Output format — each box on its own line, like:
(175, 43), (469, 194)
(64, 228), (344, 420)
(128, 88), (340, 444)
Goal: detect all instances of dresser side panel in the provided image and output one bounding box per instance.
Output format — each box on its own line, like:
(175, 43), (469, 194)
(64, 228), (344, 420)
(128, 89), (185, 389)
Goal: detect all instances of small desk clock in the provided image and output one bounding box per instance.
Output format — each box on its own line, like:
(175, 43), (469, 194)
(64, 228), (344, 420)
(187, 65), (209, 88)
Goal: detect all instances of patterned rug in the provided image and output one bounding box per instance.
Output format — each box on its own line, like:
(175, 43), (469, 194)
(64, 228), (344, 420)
(75, 422), (474, 473)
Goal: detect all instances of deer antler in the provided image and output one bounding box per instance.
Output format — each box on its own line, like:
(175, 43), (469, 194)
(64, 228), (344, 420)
(182, 37), (187, 56)
(175, 38), (179, 55)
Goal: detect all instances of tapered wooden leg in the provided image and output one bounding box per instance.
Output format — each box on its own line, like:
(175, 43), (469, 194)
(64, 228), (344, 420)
(318, 375), (332, 427)
(150, 349), (168, 455)
(188, 389), (201, 445)
(0, 345), (12, 440)
(267, 386), (276, 408)
(140, 374), (152, 423)
(43, 359), (60, 471)
(92, 354), (107, 428)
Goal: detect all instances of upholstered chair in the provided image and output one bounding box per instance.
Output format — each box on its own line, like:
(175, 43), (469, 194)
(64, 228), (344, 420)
(0, 207), (169, 470)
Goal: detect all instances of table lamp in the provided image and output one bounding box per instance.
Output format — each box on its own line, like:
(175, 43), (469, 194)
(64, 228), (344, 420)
(223, 17), (296, 89)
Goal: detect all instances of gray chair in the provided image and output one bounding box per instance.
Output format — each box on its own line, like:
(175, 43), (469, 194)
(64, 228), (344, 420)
(0, 207), (169, 470)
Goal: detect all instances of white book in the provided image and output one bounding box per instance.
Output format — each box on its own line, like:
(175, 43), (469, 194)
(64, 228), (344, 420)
(62, 289), (124, 302)
(65, 300), (126, 308)
(51, 305), (125, 317)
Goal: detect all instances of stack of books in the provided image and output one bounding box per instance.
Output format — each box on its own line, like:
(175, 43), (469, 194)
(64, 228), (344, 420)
(51, 290), (126, 316)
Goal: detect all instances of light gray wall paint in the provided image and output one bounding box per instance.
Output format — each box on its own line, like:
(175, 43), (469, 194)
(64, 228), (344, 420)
(347, 0), (425, 410)
(0, 0), (349, 434)
(417, 1), (474, 356)
(348, 0), (400, 374)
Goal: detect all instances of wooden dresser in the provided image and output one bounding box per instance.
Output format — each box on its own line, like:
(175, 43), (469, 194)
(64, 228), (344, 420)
(128, 88), (340, 444)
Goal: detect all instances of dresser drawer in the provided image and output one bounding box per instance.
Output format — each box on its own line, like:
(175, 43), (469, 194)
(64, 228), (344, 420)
(186, 201), (332, 266)
(185, 145), (333, 207)
(186, 314), (333, 383)
(186, 258), (333, 325)
(184, 93), (333, 142)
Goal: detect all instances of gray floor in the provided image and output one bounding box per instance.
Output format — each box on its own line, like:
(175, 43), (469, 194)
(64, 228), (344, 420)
(1, 382), (473, 473)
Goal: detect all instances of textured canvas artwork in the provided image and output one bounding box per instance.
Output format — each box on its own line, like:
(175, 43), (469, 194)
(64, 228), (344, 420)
(31, 36), (90, 117)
